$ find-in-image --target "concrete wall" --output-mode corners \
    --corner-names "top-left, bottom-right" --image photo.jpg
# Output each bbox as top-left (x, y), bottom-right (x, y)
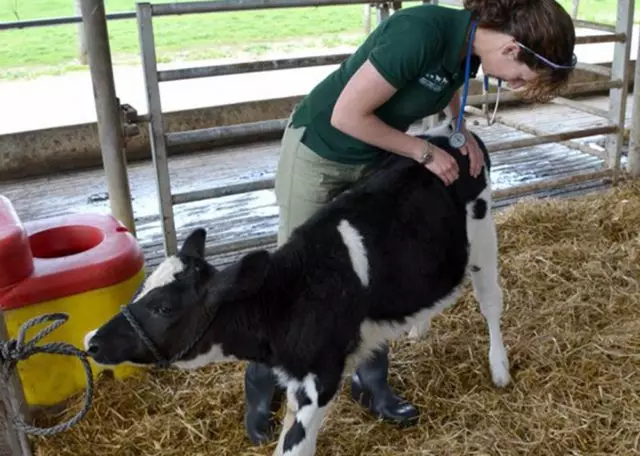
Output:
top-left (0, 61), bottom-right (633, 182)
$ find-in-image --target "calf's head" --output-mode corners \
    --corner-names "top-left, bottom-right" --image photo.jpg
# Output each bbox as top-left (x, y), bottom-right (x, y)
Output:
top-left (84, 228), bottom-right (270, 369)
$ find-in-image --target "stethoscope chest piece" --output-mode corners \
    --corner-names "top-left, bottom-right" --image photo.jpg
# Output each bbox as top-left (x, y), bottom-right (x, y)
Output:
top-left (448, 131), bottom-right (467, 149)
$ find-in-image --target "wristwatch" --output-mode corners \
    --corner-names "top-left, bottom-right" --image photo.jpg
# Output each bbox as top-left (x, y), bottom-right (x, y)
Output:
top-left (418, 142), bottom-right (433, 165)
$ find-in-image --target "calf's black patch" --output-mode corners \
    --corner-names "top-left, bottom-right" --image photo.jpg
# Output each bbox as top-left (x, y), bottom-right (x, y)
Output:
top-left (472, 198), bottom-right (487, 220)
top-left (283, 420), bottom-right (306, 453)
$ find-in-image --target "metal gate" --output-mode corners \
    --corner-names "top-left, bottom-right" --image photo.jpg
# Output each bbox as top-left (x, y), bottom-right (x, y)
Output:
top-left (135, 0), bottom-right (635, 258)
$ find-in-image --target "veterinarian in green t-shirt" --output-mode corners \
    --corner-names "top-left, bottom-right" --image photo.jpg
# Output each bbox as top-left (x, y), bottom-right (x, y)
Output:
top-left (244, 0), bottom-right (577, 444)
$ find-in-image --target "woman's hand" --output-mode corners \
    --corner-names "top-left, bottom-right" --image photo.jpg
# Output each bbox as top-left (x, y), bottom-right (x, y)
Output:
top-left (421, 143), bottom-right (459, 186)
top-left (459, 125), bottom-right (485, 178)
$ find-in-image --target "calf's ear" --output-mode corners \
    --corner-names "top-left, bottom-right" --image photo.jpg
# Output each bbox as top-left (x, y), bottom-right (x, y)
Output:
top-left (180, 228), bottom-right (207, 258)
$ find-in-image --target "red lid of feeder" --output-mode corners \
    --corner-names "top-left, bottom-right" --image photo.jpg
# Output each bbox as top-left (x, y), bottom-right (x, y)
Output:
top-left (0, 211), bottom-right (145, 310)
top-left (0, 195), bottom-right (35, 289)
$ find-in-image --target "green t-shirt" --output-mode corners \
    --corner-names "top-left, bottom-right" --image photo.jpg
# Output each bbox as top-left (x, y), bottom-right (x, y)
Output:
top-left (290, 4), bottom-right (480, 164)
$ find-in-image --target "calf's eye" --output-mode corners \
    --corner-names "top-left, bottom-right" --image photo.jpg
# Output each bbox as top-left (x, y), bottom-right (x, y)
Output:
top-left (154, 304), bottom-right (173, 316)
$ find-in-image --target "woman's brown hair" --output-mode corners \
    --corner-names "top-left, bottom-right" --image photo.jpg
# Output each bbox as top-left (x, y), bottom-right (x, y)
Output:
top-left (463, 0), bottom-right (576, 102)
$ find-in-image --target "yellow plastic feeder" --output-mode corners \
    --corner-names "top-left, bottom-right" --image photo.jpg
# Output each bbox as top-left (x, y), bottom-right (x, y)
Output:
top-left (0, 195), bottom-right (145, 408)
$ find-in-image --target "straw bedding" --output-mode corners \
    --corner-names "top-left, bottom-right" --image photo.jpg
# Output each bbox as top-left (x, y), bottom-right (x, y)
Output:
top-left (32, 179), bottom-right (640, 456)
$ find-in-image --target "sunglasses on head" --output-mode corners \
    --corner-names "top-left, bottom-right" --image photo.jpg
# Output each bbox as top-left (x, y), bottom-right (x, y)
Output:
top-left (516, 41), bottom-right (578, 70)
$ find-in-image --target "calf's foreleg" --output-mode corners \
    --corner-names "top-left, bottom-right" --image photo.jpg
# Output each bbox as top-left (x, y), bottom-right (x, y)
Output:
top-left (273, 370), bottom-right (341, 456)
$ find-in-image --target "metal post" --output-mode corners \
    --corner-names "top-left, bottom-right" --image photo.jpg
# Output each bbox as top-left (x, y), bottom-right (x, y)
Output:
top-left (136, 2), bottom-right (178, 256)
top-left (74, 0), bottom-right (88, 65)
top-left (605, 0), bottom-right (634, 175)
top-left (79, 0), bottom-right (137, 235)
top-left (363, 4), bottom-right (372, 34)
top-left (0, 315), bottom-right (33, 456)
top-left (628, 36), bottom-right (640, 178)
top-left (376, 2), bottom-right (390, 23)
top-left (571, 0), bottom-right (580, 19)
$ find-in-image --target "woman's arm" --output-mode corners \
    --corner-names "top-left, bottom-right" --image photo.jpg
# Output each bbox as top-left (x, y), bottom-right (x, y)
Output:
top-left (330, 59), bottom-right (460, 186)
top-left (331, 60), bottom-right (429, 161)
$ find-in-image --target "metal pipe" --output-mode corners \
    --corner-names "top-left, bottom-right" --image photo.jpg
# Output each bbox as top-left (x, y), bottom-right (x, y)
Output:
top-left (0, 3), bottom-right (622, 35)
top-left (159, 80), bottom-right (622, 155)
top-left (204, 234), bottom-right (277, 257)
top-left (493, 169), bottom-right (613, 200)
top-left (158, 53), bottom-right (350, 82)
top-left (604, 0), bottom-right (634, 177)
top-left (150, 0), bottom-right (373, 16)
top-left (575, 62), bottom-right (611, 77)
top-left (1, 0), bottom-right (373, 30)
top-left (136, 2), bottom-right (178, 256)
top-left (575, 33), bottom-right (626, 44)
top-left (466, 79), bottom-right (622, 106)
top-left (80, 0), bottom-right (136, 235)
top-left (166, 119), bottom-right (287, 148)
top-left (172, 122), bottom-right (615, 206)
top-left (0, 11), bottom-right (135, 30)
top-left (158, 56), bottom-right (612, 86)
top-left (201, 170), bottom-right (614, 256)
top-left (480, 76), bottom-right (615, 117)
top-left (134, 71), bottom-right (619, 134)
top-left (0, 316), bottom-right (33, 456)
top-left (464, 105), bottom-right (607, 160)
top-left (628, 24), bottom-right (640, 178)
top-left (549, 97), bottom-right (610, 118)
top-left (174, 122), bottom-right (615, 206)
top-left (573, 19), bottom-right (616, 32)
top-left (486, 125), bottom-right (618, 153)
top-left (173, 178), bottom-right (275, 205)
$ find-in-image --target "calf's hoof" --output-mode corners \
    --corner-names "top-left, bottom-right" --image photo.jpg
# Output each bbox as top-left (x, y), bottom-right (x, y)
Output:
top-left (489, 348), bottom-right (511, 388)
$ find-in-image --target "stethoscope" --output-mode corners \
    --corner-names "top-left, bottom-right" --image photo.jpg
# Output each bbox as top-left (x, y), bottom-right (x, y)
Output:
top-left (448, 19), bottom-right (478, 149)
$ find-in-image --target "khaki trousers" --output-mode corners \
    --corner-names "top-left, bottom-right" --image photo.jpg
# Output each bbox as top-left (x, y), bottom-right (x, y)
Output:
top-left (274, 121), bottom-right (378, 246)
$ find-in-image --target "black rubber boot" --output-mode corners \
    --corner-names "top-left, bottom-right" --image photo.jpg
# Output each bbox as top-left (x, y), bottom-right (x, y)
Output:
top-left (351, 343), bottom-right (419, 426)
top-left (243, 362), bottom-right (285, 445)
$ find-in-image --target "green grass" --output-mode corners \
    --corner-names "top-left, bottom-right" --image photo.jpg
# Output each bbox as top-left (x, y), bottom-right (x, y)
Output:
top-left (0, 0), bottom-right (637, 80)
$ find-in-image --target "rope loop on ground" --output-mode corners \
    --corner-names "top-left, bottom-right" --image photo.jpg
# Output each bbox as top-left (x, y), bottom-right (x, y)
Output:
top-left (0, 313), bottom-right (94, 436)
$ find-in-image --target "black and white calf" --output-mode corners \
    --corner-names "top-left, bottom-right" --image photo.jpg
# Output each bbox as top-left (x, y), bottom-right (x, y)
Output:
top-left (84, 131), bottom-right (510, 456)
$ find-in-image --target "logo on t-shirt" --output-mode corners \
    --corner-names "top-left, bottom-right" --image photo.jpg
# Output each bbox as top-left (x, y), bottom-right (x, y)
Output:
top-left (418, 73), bottom-right (449, 92)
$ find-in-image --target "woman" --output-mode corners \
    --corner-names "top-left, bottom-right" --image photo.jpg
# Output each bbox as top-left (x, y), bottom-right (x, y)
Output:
top-left (244, 0), bottom-right (577, 444)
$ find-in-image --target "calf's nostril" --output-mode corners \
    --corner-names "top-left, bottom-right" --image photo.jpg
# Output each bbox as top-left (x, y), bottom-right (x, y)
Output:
top-left (86, 342), bottom-right (100, 357)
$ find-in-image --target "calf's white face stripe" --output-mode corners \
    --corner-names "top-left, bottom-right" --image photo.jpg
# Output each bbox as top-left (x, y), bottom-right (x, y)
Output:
top-left (83, 329), bottom-right (97, 351)
top-left (135, 256), bottom-right (185, 300)
top-left (337, 219), bottom-right (370, 287)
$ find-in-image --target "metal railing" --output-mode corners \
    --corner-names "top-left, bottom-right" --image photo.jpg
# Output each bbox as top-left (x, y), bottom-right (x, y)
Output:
top-left (135, 0), bottom-right (636, 258)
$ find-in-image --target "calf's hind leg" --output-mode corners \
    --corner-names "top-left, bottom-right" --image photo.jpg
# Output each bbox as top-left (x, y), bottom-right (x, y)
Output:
top-left (467, 189), bottom-right (511, 388)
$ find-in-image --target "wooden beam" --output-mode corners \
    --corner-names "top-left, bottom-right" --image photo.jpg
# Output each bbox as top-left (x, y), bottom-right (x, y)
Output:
top-left (0, 314), bottom-right (33, 456)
